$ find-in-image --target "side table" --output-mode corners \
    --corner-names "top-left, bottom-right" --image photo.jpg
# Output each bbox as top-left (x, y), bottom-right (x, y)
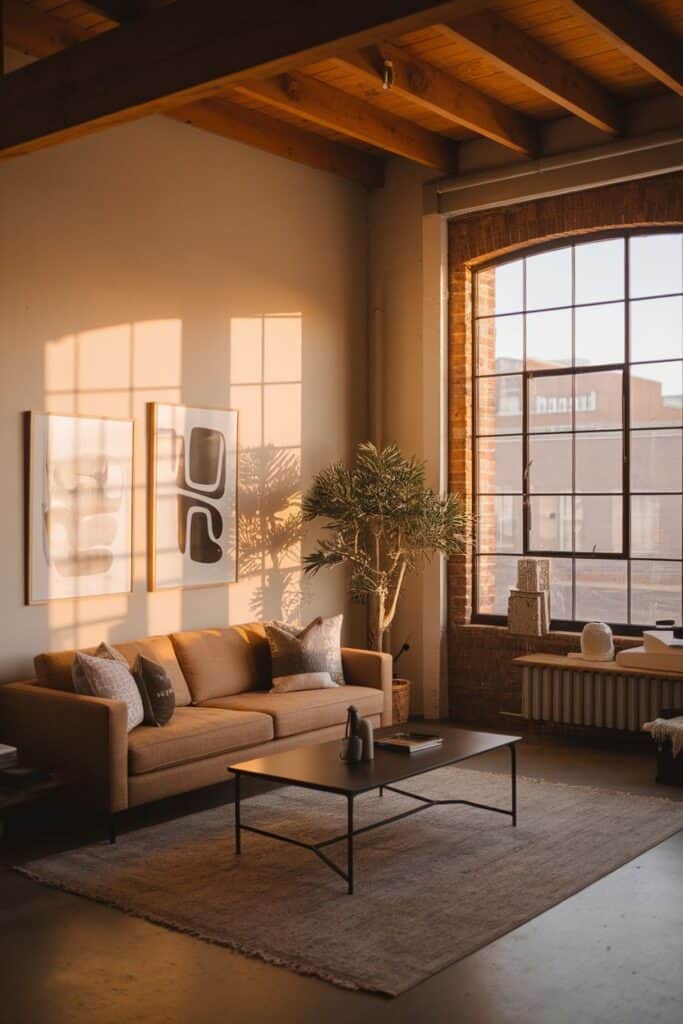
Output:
top-left (0, 772), bottom-right (64, 840)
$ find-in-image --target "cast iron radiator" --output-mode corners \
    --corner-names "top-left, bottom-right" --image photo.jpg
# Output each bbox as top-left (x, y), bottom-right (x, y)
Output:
top-left (521, 664), bottom-right (683, 732)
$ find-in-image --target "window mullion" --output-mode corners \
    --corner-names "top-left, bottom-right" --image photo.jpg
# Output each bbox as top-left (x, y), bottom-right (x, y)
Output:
top-left (624, 235), bottom-right (632, 624)
top-left (522, 256), bottom-right (530, 556)
top-left (571, 246), bottom-right (577, 600)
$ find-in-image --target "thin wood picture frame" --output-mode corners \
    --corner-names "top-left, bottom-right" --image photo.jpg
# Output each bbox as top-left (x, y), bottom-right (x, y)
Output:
top-left (147, 402), bottom-right (239, 592)
top-left (25, 410), bottom-right (135, 605)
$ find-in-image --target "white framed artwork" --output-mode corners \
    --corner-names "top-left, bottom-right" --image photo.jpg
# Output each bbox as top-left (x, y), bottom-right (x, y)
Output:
top-left (26, 411), bottom-right (134, 604)
top-left (148, 403), bottom-right (238, 591)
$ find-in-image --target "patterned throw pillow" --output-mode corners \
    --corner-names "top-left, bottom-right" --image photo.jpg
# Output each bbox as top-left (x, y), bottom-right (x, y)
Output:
top-left (133, 655), bottom-right (176, 727)
top-left (72, 651), bottom-right (144, 732)
top-left (265, 614), bottom-right (345, 688)
top-left (72, 642), bottom-right (129, 696)
top-left (270, 671), bottom-right (338, 694)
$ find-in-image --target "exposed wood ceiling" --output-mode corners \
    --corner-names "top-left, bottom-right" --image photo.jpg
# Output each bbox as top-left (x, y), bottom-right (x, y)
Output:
top-left (3, 0), bottom-right (683, 186)
top-left (340, 41), bottom-right (539, 153)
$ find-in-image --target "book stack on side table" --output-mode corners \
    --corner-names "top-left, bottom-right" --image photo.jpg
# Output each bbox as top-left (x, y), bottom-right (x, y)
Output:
top-left (0, 746), bottom-right (63, 838)
top-left (0, 744), bottom-right (17, 769)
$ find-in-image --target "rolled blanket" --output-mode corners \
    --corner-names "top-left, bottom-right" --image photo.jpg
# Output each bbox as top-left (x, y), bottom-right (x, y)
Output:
top-left (643, 716), bottom-right (683, 758)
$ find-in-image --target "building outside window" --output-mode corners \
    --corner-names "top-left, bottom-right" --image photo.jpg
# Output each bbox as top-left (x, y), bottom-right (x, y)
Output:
top-left (473, 231), bottom-right (683, 629)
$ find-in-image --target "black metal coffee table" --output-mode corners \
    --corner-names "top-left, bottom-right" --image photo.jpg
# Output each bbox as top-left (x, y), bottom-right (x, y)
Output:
top-left (228, 727), bottom-right (521, 894)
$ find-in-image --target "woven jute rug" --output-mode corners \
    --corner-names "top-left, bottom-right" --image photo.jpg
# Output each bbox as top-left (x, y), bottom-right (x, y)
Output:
top-left (17, 768), bottom-right (683, 996)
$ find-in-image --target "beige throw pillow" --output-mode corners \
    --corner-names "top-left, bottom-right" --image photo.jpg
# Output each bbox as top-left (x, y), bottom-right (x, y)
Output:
top-left (72, 642), bottom-right (128, 696)
top-left (266, 615), bottom-right (345, 687)
top-left (270, 671), bottom-right (338, 694)
top-left (72, 651), bottom-right (144, 732)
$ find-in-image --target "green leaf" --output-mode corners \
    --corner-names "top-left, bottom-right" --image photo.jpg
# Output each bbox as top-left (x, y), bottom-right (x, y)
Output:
top-left (302, 442), bottom-right (471, 620)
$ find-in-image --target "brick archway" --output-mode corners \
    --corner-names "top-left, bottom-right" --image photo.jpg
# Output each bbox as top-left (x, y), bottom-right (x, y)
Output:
top-left (447, 171), bottom-right (683, 725)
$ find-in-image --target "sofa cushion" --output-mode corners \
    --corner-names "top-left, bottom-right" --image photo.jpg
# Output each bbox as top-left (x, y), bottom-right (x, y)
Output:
top-left (35, 635), bottom-right (192, 707)
top-left (202, 685), bottom-right (383, 739)
top-left (170, 623), bottom-right (271, 703)
top-left (271, 671), bottom-right (337, 693)
top-left (127, 707), bottom-right (273, 775)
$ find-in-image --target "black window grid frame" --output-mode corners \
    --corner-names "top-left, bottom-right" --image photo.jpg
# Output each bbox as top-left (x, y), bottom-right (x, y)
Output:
top-left (470, 228), bottom-right (683, 634)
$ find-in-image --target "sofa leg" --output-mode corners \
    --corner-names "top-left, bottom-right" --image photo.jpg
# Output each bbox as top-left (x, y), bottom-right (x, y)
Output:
top-left (108, 815), bottom-right (117, 845)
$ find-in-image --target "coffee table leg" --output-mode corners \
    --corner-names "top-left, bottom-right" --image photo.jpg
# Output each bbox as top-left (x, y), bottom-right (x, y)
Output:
top-left (347, 795), bottom-right (354, 894)
top-left (234, 773), bottom-right (241, 854)
top-left (510, 743), bottom-right (517, 826)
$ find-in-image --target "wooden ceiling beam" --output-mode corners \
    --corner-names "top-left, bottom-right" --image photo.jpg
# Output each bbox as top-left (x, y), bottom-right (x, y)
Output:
top-left (0, 0), bottom-right (490, 158)
top-left (235, 72), bottom-right (459, 172)
top-left (341, 42), bottom-right (537, 156)
top-left (444, 12), bottom-right (621, 134)
top-left (83, 2), bottom-right (170, 21)
top-left (563, 1), bottom-right (683, 96)
top-left (4, 0), bottom-right (90, 57)
top-left (167, 98), bottom-right (385, 188)
top-left (4, 1), bottom-right (385, 186)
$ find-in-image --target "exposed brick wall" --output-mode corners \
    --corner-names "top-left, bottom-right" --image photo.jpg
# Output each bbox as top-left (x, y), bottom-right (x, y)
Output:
top-left (472, 258), bottom-right (498, 609)
top-left (451, 623), bottom-right (641, 732)
top-left (447, 171), bottom-right (683, 726)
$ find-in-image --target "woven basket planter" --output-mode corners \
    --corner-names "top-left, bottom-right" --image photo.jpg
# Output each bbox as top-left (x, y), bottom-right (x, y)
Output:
top-left (392, 678), bottom-right (411, 725)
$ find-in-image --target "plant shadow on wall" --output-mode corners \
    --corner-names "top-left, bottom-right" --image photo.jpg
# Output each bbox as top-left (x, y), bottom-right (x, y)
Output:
top-left (238, 444), bottom-right (310, 622)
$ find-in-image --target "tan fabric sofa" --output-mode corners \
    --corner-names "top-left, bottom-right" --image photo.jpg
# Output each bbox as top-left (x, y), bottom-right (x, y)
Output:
top-left (0, 623), bottom-right (392, 821)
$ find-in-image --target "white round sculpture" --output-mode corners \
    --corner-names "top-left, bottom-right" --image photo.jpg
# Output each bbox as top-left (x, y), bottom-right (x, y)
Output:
top-left (579, 621), bottom-right (615, 662)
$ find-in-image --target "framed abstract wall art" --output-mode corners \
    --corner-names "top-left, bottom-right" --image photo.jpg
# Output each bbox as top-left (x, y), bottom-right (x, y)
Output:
top-left (25, 411), bottom-right (134, 604)
top-left (147, 403), bottom-right (238, 591)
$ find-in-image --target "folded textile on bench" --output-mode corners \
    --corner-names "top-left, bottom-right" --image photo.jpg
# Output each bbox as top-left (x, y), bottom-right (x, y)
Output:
top-left (643, 717), bottom-right (683, 758)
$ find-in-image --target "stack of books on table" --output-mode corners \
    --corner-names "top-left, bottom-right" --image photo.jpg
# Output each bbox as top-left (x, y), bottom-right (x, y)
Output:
top-left (0, 745), bottom-right (18, 770)
top-left (375, 732), bottom-right (444, 754)
top-left (0, 745), bottom-right (53, 788)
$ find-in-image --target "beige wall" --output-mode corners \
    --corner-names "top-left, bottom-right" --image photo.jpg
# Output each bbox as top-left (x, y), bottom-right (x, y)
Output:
top-left (0, 111), bottom-right (368, 682)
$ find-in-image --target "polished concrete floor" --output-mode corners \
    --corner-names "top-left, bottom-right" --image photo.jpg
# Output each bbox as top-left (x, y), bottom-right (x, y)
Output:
top-left (1, 733), bottom-right (682, 1024)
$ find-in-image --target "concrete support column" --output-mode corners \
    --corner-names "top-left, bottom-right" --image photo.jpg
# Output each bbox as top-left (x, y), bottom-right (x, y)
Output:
top-left (420, 210), bottom-right (449, 719)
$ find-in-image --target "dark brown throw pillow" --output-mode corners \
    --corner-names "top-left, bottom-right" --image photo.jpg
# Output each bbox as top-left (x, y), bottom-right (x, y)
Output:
top-left (133, 656), bottom-right (176, 727)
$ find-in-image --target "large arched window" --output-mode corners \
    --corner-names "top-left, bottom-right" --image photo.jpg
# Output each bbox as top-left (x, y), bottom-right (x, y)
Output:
top-left (473, 230), bottom-right (683, 630)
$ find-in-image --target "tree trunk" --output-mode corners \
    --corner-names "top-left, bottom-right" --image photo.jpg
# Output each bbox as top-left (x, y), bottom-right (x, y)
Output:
top-left (383, 561), bottom-right (407, 635)
top-left (372, 590), bottom-right (385, 652)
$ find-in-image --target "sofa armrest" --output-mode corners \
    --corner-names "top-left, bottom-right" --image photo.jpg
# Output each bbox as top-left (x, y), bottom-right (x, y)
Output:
top-left (341, 648), bottom-right (393, 726)
top-left (0, 682), bottom-right (129, 813)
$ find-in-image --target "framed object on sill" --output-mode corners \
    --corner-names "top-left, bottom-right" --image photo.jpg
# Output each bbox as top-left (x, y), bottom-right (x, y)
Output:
top-left (147, 403), bottom-right (238, 591)
top-left (25, 411), bottom-right (134, 604)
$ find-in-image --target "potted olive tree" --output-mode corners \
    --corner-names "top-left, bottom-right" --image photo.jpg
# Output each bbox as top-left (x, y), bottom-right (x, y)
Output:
top-left (302, 442), bottom-right (468, 722)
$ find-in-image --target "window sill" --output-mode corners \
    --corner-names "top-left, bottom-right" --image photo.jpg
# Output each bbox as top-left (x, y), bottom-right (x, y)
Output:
top-left (469, 615), bottom-right (649, 639)
top-left (461, 620), bottom-right (643, 645)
